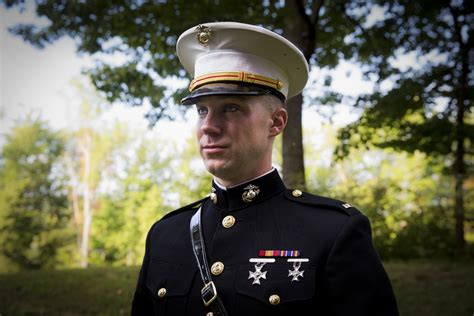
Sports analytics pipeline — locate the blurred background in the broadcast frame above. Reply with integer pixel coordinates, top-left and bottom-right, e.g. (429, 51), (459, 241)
(0, 0), (473, 315)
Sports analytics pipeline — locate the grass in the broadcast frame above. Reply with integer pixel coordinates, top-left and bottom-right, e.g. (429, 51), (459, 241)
(0, 266), (138, 316)
(0, 260), (473, 316)
(386, 260), (474, 316)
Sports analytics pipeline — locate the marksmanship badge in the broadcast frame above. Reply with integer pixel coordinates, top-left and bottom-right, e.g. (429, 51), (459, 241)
(248, 258), (274, 285)
(287, 258), (309, 282)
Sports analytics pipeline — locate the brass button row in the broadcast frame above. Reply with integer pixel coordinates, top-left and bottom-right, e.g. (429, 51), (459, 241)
(159, 287), (280, 306)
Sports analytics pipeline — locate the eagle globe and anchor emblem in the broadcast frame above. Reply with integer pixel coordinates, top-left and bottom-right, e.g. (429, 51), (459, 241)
(242, 184), (260, 203)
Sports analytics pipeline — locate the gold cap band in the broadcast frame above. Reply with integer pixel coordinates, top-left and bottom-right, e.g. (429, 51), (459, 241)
(189, 71), (283, 92)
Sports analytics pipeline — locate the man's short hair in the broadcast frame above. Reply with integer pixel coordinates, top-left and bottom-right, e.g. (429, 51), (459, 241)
(261, 93), (285, 112)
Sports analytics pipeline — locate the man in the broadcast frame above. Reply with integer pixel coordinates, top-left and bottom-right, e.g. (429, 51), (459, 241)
(132, 22), (399, 316)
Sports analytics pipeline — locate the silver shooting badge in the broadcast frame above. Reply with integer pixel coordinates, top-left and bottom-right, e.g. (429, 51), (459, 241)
(287, 258), (309, 282)
(248, 258), (274, 285)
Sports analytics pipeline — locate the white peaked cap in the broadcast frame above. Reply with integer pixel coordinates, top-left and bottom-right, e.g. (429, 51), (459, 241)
(176, 22), (309, 104)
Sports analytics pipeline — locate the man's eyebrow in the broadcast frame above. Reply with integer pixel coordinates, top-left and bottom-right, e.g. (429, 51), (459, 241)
(195, 101), (209, 107)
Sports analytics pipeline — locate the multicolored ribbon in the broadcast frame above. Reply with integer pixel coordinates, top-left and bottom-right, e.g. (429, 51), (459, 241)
(258, 250), (300, 257)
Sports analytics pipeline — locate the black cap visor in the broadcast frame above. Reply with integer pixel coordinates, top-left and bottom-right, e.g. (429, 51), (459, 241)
(181, 83), (284, 105)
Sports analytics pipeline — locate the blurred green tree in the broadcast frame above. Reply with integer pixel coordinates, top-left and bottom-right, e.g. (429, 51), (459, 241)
(63, 80), (133, 267)
(89, 125), (210, 265)
(305, 123), (455, 258)
(0, 119), (71, 269)
(334, 0), (473, 251)
(172, 134), (213, 206)
(90, 132), (172, 266)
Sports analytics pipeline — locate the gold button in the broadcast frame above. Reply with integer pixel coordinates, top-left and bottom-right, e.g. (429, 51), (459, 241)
(157, 287), (167, 298)
(211, 261), (225, 276)
(210, 192), (217, 204)
(269, 294), (281, 305)
(222, 215), (235, 228)
(292, 189), (302, 197)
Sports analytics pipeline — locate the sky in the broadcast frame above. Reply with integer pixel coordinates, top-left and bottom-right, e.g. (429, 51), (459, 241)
(0, 4), (154, 136)
(0, 3), (375, 148)
(1, 5), (79, 129)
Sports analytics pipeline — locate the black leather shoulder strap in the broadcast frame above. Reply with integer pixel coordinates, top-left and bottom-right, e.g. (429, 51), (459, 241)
(190, 208), (228, 316)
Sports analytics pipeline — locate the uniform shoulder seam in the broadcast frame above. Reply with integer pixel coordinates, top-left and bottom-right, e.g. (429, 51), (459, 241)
(283, 189), (360, 216)
(160, 196), (209, 221)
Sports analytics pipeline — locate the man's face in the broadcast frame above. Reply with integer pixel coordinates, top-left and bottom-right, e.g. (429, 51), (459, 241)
(195, 95), (280, 185)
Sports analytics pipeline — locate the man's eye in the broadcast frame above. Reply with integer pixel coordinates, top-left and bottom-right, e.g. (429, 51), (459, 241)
(223, 104), (239, 112)
(196, 107), (208, 115)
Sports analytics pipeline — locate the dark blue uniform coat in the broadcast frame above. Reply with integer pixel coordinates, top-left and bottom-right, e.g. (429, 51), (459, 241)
(132, 170), (399, 315)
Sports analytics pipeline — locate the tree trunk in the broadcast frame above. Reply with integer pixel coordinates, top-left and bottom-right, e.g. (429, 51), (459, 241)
(282, 94), (306, 189)
(453, 54), (467, 252)
(454, 141), (465, 251)
(282, 0), (321, 190)
(65, 154), (82, 252)
(79, 134), (92, 267)
(451, 4), (468, 252)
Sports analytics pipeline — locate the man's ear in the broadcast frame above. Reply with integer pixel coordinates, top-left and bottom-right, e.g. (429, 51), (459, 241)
(269, 107), (288, 137)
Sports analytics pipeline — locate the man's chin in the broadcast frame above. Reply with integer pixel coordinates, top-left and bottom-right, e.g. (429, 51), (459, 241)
(204, 160), (232, 177)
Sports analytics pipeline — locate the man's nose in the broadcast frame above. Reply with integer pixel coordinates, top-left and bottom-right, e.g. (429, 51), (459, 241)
(199, 111), (221, 135)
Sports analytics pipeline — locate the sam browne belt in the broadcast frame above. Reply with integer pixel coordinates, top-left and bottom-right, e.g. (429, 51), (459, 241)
(190, 207), (228, 316)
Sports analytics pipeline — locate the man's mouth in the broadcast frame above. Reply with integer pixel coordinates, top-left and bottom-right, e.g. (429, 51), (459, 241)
(201, 144), (228, 154)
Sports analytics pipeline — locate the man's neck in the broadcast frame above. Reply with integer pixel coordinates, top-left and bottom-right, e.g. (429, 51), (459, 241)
(214, 167), (275, 190)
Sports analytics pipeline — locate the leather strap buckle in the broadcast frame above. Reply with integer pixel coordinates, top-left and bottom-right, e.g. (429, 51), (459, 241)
(201, 281), (218, 306)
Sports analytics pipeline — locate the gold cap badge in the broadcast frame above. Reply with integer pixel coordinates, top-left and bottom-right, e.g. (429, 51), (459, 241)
(196, 25), (213, 46)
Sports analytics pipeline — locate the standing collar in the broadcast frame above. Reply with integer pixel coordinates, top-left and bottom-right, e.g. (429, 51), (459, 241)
(213, 167), (276, 190)
(209, 169), (286, 211)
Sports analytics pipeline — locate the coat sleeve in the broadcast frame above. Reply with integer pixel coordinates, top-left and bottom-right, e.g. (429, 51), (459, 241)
(324, 212), (399, 316)
(131, 223), (156, 316)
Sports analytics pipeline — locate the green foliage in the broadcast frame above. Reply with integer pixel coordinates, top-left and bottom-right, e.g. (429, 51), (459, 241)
(390, 211), (454, 259)
(331, 0), (473, 251)
(0, 119), (72, 269)
(90, 137), (172, 266)
(88, 123), (211, 266)
(334, 0), (473, 159)
(171, 135), (213, 206)
(305, 124), (457, 259)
